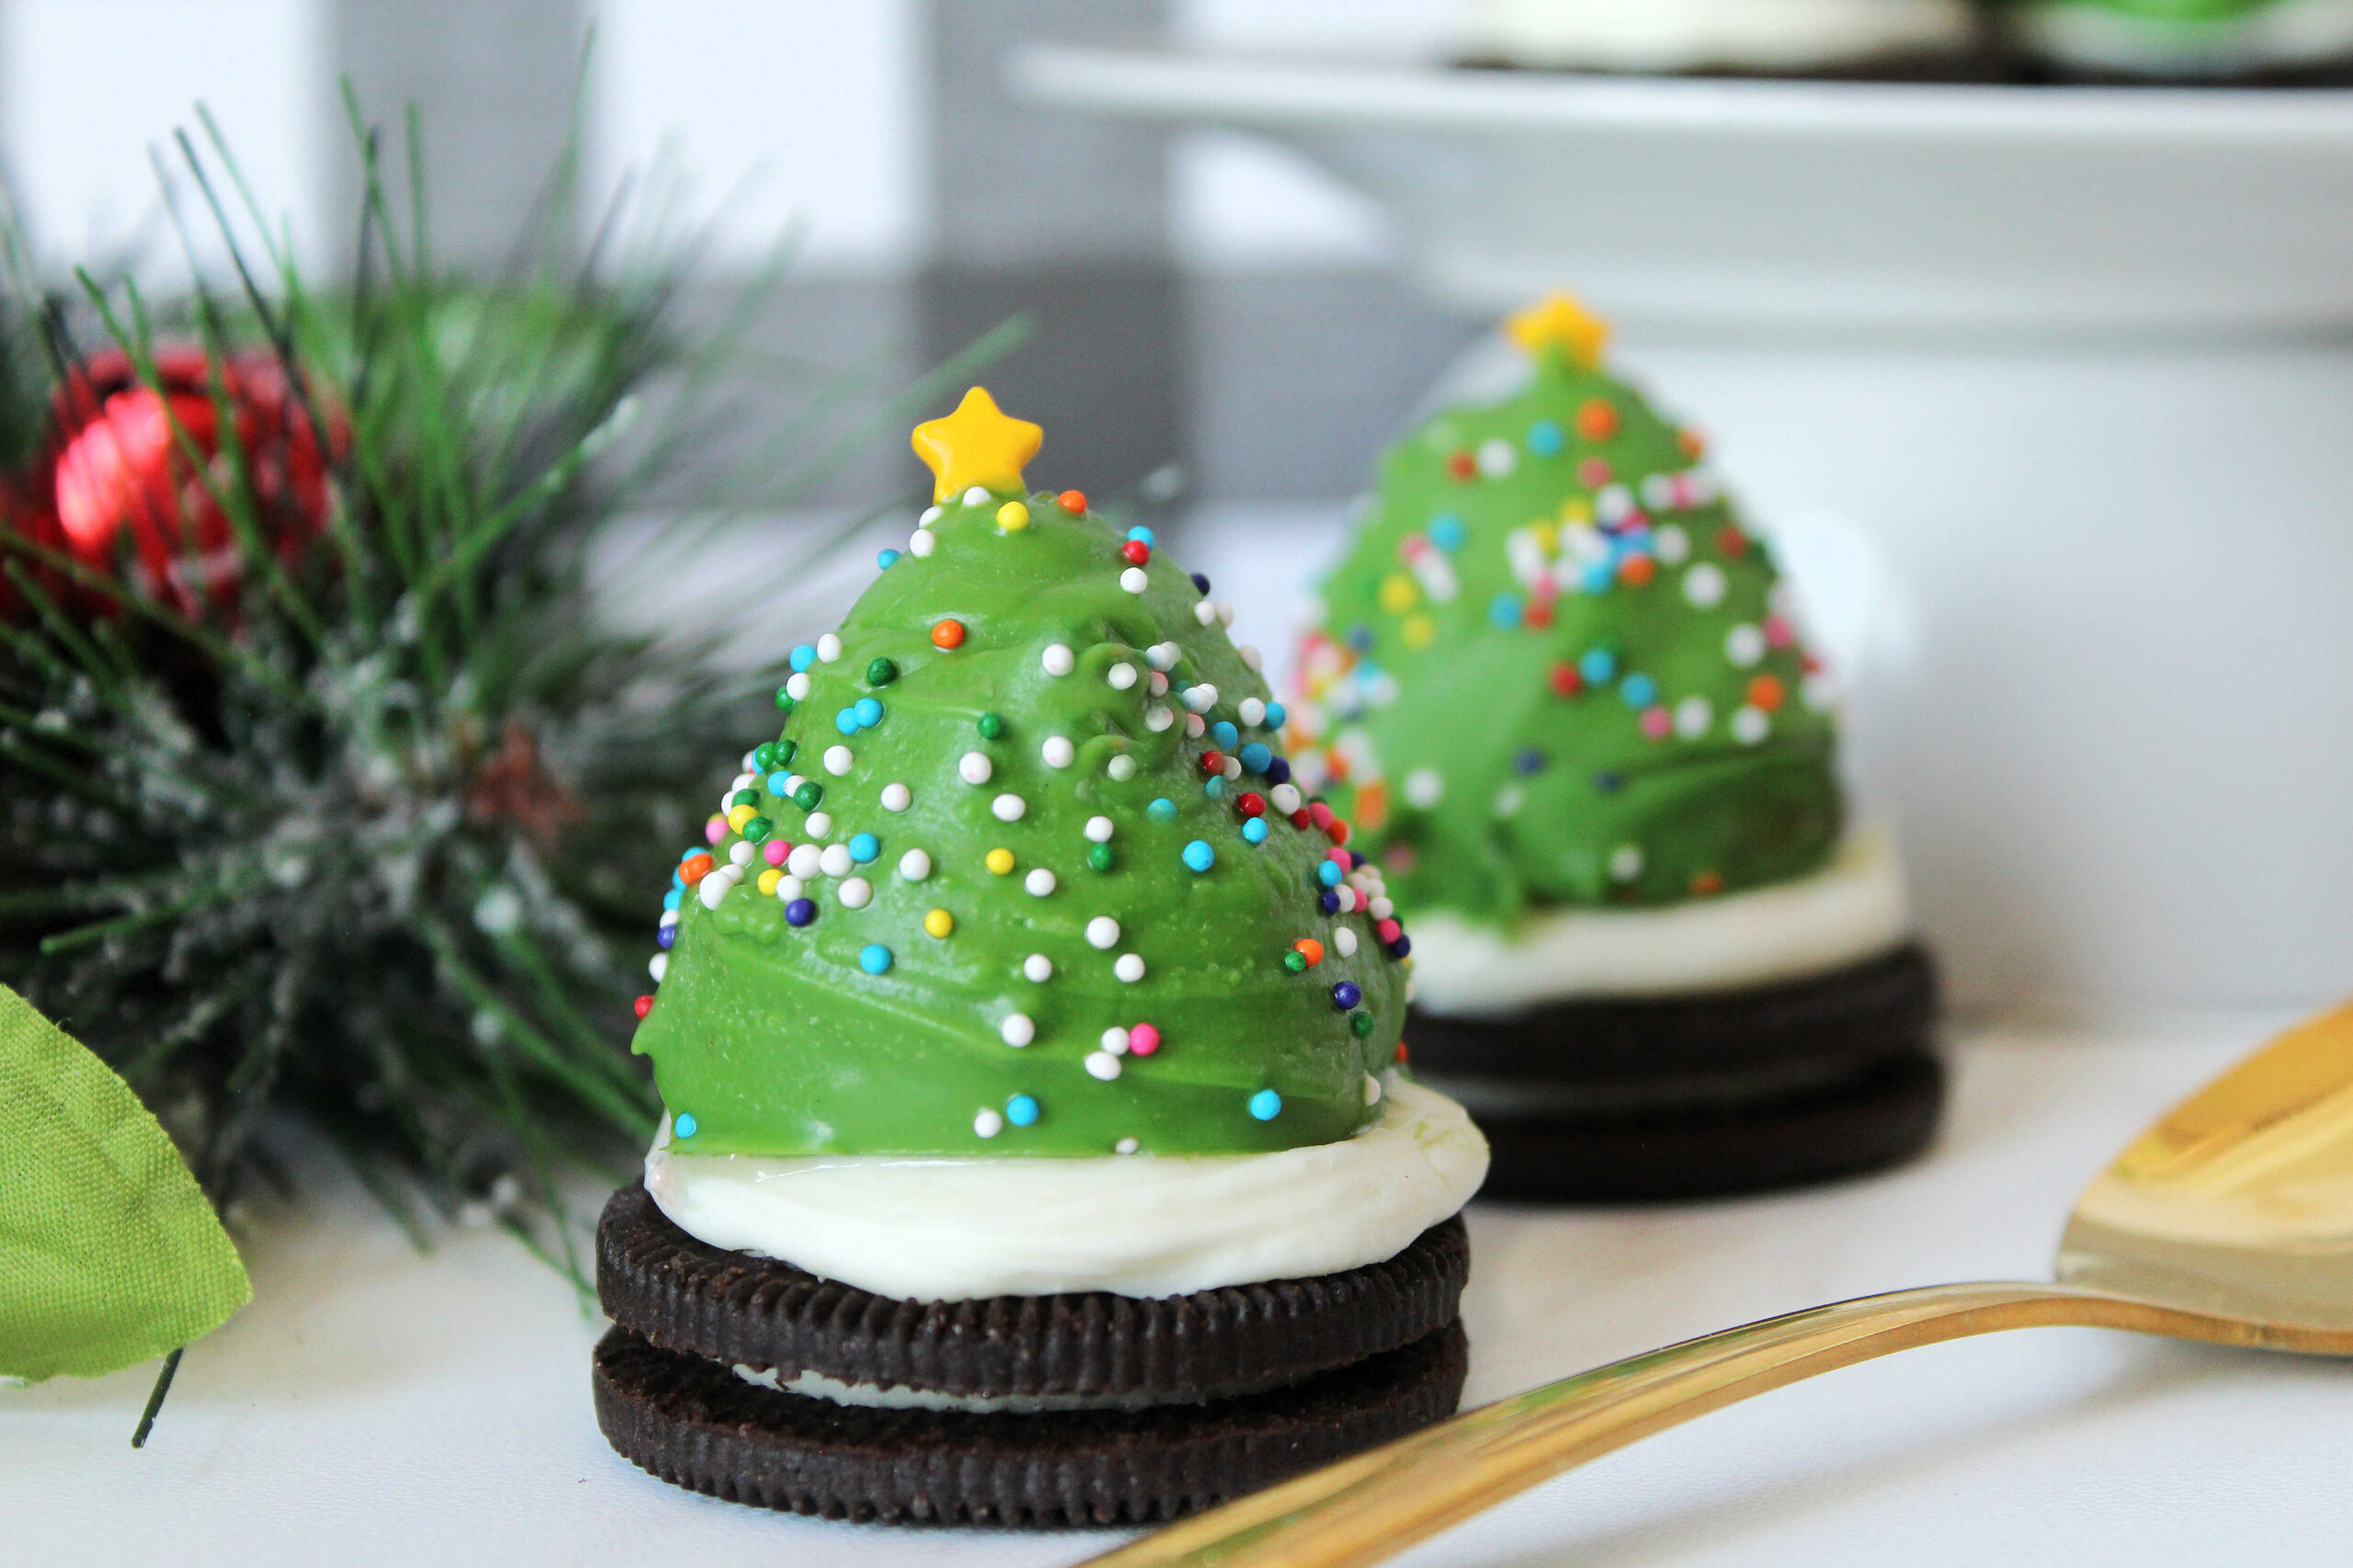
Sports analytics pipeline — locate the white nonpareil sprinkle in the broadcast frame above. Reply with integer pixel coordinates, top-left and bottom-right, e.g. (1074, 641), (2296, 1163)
(909, 528), (937, 558)
(820, 844), (854, 878)
(1654, 523), (1690, 563)
(1368, 895), (1393, 920)
(1404, 768), (1443, 809)
(1041, 735), (1075, 768)
(786, 845), (823, 879)
(1086, 915), (1120, 949)
(899, 848), (932, 881)
(1100, 1026), (1131, 1054)
(1494, 784), (1525, 818)
(824, 744), (853, 776)
(780, 773), (804, 798)
(1335, 926), (1358, 958)
(921, 505), (943, 527)
(1104, 662), (1138, 692)
(1119, 567), (1148, 595)
(1684, 562), (1728, 609)
(1477, 437), (1517, 477)
(974, 1108), (1004, 1138)
(1610, 844), (1645, 882)
(1106, 755), (1137, 782)
(1148, 671), (1169, 697)
(1733, 705), (1771, 744)
(1726, 623), (1768, 667)
(838, 877), (873, 909)
(1084, 815), (1115, 843)
(1025, 868), (1057, 897)
(1182, 684), (1217, 712)
(1363, 1074), (1383, 1106)
(776, 875), (805, 902)
(881, 782), (913, 812)
(1217, 603), (1235, 628)
(959, 752), (994, 786)
(1085, 1051), (1121, 1082)
(785, 672), (811, 700)
(815, 633), (843, 663)
(732, 770), (756, 792)
(1184, 713), (1206, 740)
(1116, 1137), (1139, 1154)
(1114, 953), (1146, 983)
(699, 876), (731, 911)
(1335, 885), (1358, 914)
(993, 793), (1028, 823)
(804, 812), (834, 839)
(1145, 705), (1174, 733)
(1193, 600), (1217, 626)
(962, 485), (992, 506)
(728, 841), (756, 868)
(658, 911), (678, 930)
(1221, 756), (1242, 782)
(1146, 642), (1180, 671)
(1677, 697), (1713, 738)
(1001, 1013), (1036, 1047)
(1238, 698), (1266, 726)
(1041, 643), (1075, 676)
(1271, 783), (1302, 814)
(649, 953), (667, 982)
(1237, 645), (1263, 672)
(1023, 953), (1054, 983)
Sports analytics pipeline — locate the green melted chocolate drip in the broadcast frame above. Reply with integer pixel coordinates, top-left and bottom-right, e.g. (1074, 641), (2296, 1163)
(1299, 347), (1842, 925)
(633, 493), (1404, 1157)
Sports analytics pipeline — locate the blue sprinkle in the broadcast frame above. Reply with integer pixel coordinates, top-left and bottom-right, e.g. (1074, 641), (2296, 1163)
(1263, 702), (1287, 729)
(1248, 1089), (1282, 1122)
(675, 1111), (699, 1138)
(848, 832), (880, 863)
(859, 943), (893, 975)
(767, 771), (791, 796)
(1620, 673), (1659, 708)
(1579, 647), (1619, 684)
(1332, 981), (1362, 1010)
(1581, 561), (1615, 594)
(1147, 798), (1177, 824)
(785, 898), (816, 927)
(853, 697), (885, 728)
(1204, 777), (1227, 801)
(1527, 420), (1565, 457)
(1242, 817), (1269, 845)
(1317, 860), (1343, 888)
(1320, 889), (1339, 915)
(663, 889), (682, 910)
(1211, 721), (1239, 750)
(877, 548), (901, 569)
(1239, 742), (1273, 774)
(1191, 572), (1211, 595)
(658, 926), (676, 949)
(1488, 594), (1522, 630)
(790, 644), (816, 673)
(1514, 748), (1547, 776)
(1006, 1094), (1040, 1127)
(1265, 756), (1291, 786)
(1390, 935), (1412, 959)
(1345, 625), (1375, 653)
(1127, 525), (1156, 547)
(669, 869), (685, 889)
(1182, 840), (1215, 873)
(1429, 513), (1467, 551)
(1594, 772), (1624, 794)
(835, 707), (861, 735)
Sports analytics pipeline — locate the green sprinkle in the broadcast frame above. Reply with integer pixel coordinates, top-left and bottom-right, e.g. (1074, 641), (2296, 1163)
(1282, 950), (1308, 974)
(753, 742), (779, 771)
(1349, 1011), (1374, 1038)
(867, 656), (899, 686)
(1087, 843), (1114, 873)
(793, 781), (824, 811)
(977, 711), (1006, 740)
(744, 816), (773, 845)
(775, 738), (797, 765)
(731, 790), (760, 809)
(774, 687), (796, 713)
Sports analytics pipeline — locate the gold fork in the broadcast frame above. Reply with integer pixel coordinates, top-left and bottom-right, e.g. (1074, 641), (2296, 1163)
(1080, 1002), (2353, 1568)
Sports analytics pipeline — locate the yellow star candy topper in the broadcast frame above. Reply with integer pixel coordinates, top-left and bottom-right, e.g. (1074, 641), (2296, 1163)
(1506, 292), (1610, 370)
(911, 386), (1043, 503)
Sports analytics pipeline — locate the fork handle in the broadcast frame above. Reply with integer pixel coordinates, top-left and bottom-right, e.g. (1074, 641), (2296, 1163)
(1077, 1280), (2272, 1568)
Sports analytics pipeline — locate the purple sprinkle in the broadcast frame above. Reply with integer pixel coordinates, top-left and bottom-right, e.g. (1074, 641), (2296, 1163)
(785, 898), (816, 927)
(1190, 572), (1211, 595)
(1265, 757), (1291, 785)
(1319, 890), (1340, 915)
(1389, 936), (1411, 959)
(1331, 982), (1362, 1010)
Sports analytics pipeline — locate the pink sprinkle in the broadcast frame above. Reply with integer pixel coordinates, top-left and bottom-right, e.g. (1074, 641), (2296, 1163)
(1578, 458), (1611, 487)
(764, 839), (791, 867)
(1641, 706), (1673, 739)
(1375, 918), (1402, 944)
(1764, 616), (1794, 649)
(704, 816), (728, 846)
(1129, 1023), (1162, 1056)
(1326, 846), (1352, 868)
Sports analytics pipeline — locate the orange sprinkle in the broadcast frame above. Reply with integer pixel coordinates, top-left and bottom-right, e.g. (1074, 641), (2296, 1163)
(1678, 427), (1707, 459)
(1717, 525), (1749, 558)
(1525, 597), (1555, 630)
(1394, 1040), (1410, 1063)
(1748, 675), (1786, 712)
(1293, 938), (1324, 967)
(1575, 398), (1620, 440)
(1446, 450), (1476, 481)
(680, 852), (715, 886)
(1058, 489), (1086, 513)
(1618, 555), (1656, 587)
(931, 618), (966, 650)
(1691, 871), (1724, 896)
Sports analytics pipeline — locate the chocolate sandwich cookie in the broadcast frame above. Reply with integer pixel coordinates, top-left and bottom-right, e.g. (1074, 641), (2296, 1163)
(1406, 943), (1940, 1201)
(594, 1187), (1472, 1525)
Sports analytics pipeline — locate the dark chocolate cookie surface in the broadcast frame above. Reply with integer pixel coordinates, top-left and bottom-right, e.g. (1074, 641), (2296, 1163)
(598, 1182), (1470, 1403)
(592, 1318), (1469, 1528)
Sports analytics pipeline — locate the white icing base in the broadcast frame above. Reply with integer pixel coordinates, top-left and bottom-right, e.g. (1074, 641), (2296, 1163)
(1406, 825), (1911, 1016)
(1456, 0), (1974, 71)
(2018, 0), (2353, 74)
(645, 1076), (1487, 1301)
(731, 1363), (1205, 1415)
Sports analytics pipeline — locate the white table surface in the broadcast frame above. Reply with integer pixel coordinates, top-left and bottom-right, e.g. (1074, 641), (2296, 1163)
(13, 1018), (2353, 1568)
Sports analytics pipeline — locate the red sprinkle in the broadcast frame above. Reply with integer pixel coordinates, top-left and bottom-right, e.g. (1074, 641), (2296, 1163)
(1237, 791), (1266, 818)
(1376, 917), (1403, 943)
(1718, 525), (1750, 558)
(1549, 663), (1584, 698)
(1446, 450), (1476, 481)
(1058, 489), (1087, 513)
(1120, 539), (1150, 566)
(1526, 598), (1555, 630)
(1199, 750), (1224, 775)
(1290, 809), (1313, 828)
(633, 994), (654, 1018)
(1326, 819), (1351, 846)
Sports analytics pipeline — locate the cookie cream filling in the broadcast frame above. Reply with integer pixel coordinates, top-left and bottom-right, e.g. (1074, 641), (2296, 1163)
(729, 1363), (1228, 1415)
(1406, 824), (1910, 1016)
(1456, 0), (1975, 71)
(644, 1074), (1486, 1302)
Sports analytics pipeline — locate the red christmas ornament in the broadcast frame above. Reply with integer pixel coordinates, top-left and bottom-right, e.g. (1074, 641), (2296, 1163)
(34, 347), (343, 615)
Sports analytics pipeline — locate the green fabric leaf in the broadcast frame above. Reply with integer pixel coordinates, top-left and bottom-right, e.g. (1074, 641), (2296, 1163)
(0, 984), (250, 1381)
